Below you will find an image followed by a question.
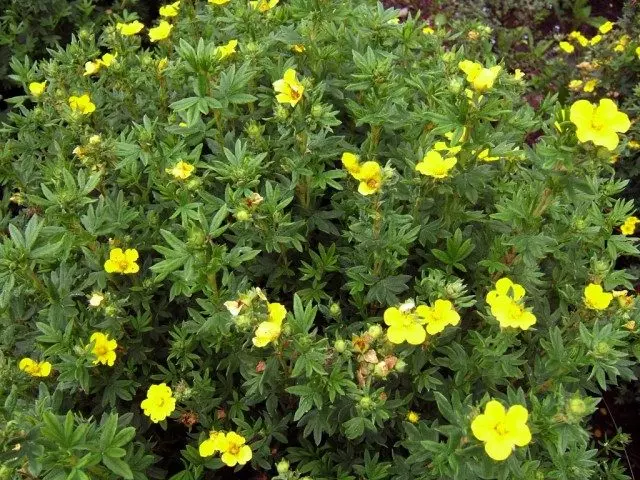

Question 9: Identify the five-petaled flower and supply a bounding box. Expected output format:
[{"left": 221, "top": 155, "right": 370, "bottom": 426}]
[
  {"left": 149, "top": 20, "right": 173, "bottom": 42},
  {"left": 621, "top": 216, "right": 640, "bottom": 236},
  {"left": 166, "top": 160, "right": 195, "bottom": 179},
  {"left": 354, "top": 161, "right": 382, "bottom": 196},
  {"left": 199, "top": 431, "right": 227, "bottom": 457},
  {"left": 415, "top": 150, "right": 457, "bottom": 179},
  {"left": 570, "top": 99, "right": 630, "bottom": 151},
  {"left": 89, "top": 332, "right": 117, "bottom": 366},
  {"left": 273, "top": 68, "right": 304, "bottom": 107},
  {"left": 253, "top": 302, "right": 287, "bottom": 347},
  {"left": 471, "top": 399, "right": 532, "bottom": 461},
  {"left": 104, "top": 248, "right": 140, "bottom": 274},
  {"left": 29, "top": 81, "right": 46, "bottom": 97},
  {"left": 219, "top": 432, "right": 253, "bottom": 467},
  {"left": 116, "top": 21, "right": 144, "bottom": 36},
  {"left": 216, "top": 39, "right": 238, "bottom": 59},
  {"left": 384, "top": 301, "right": 427, "bottom": 345},
  {"left": 420, "top": 299, "right": 461, "bottom": 335},
  {"left": 459, "top": 60, "right": 501, "bottom": 92},
  {"left": 19, "top": 358, "right": 52, "bottom": 377},
  {"left": 68, "top": 94, "right": 96, "bottom": 115},
  {"left": 584, "top": 283, "right": 613, "bottom": 310},
  {"left": 141, "top": 383, "right": 176, "bottom": 423},
  {"left": 159, "top": 1, "right": 180, "bottom": 17},
  {"left": 486, "top": 278, "right": 536, "bottom": 330}
]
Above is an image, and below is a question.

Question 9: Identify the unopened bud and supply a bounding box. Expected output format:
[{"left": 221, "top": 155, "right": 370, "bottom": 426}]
[
  {"left": 276, "top": 459, "right": 290, "bottom": 474},
  {"left": 367, "top": 324, "right": 383, "bottom": 339}
]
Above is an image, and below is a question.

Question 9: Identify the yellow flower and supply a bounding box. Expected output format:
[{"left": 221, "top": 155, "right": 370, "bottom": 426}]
[
  {"left": 341, "top": 152, "right": 361, "bottom": 177},
  {"left": 478, "top": 149, "right": 499, "bottom": 162},
  {"left": 568, "top": 79, "right": 583, "bottom": 90},
  {"left": 567, "top": 32, "right": 589, "bottom": 47},
  {"left": 569, "top": 99, "right": 630, "bottom": 151},
  {"left": 159, "top": 1, "right": 180, "bottom": 17},
  {"left": 215, "top": 39, "right": 238, "bottom": 59},
  {"left": 583, "top": 283, "right": 613, "bottom": 310},
  {"left": 209, "top": 0, "right": 230, "bottom": 3},
  {"left": 383, "top": 304, "right": 427, "bottom": 345},
  {"left": 559, "top": 41, "right": 575, "bottom": 53},
  {"left": 444, "top": 127, "right": 468, "bottom": 143},
  {"left": 252, "top": 302, "right": 287, "bottom": 347},
  {"left": 104, "top": 247, "right": 140, "bottom": 274},
  {"left": 89, "top": 134, "right": 101, "bottom": 144},
  {"left": 89, "top": 292, "right": 104, "bottom": 307},
  {"left": 613, "top": 35, "right": 629, "bottom": 53},
  {"left": 249, "top": 0, "right": 279, "bottom": 11},
  {"left": 513, "top": 69, "right": 524, "bottom": 80},
  {"left": 422, "top": 26, "right": 434, "bottom": 35},
  {"left": 273, "top": 68, "right": 304, "bottom": 107},
  {"left": 629, "top": 140, "right": 640, "bottom": 149},
  {"left": 83, "top": 61, "right": 101, "bottom": 76},
  {"left": 434, "top": 141, "right": 461, "bottom": 155},
  {"left": 219, "top": 432, "right": 253, "bottom": 467},
  {"left": 89, "top": 332, "right": 117, "bottom": 366},
  {"left": 353, "top": 161, "right": 382, "bottom": 196},
  {"left": 486, "top": 278, "right": 536, "bottom": 330},
  {"left": 583, "top": 79, "right": 598, "bottom": 93},
  {"left": 599, "top": 21, "right": 614, "bottom": 34},
  {"left": 471, "top": 400, "right": 531, "bottom": 461},
  {"left": 199, "top": 431, "right": 227, "bottom": 457},
  {"left": 18, "top": 358, "right": 52, "bottom": 377},
  {"left": 415, "top": 150, "right": 457, "bottom": 179},
  {"left": 624, "top": 320, "right": 636, "bottom": 330},
  {"left": 636, "top": 46, "right": 640, "bottom": 59},
  {"left": 291, "top": 44, "right": 306, "bottom": 53},
  {"left": 141, "top": 383, "right": 176, "bottom": 423},
  {"left": 621, "top": 216, "right": 640, "bottom": 236},
  {"left": 589, "top": 35, "right": 602, "bottom": 46},
  {"left": 458, "top": 60, "right": 501, "bottom": 92},
  {"left": 406, "top": 411, "right": 420, "bottom": 423},
  {"left": 166, "top": 160, "right": 195, "bottom": 179},
  {"left": 149, "top": 20, "right": 173, "bottom": 42},
  {"left": 116, "top": 20, "right": 144, "bottom": 36},
  {"left": 418, "top": 299, "right": 460, "bottom": 335},
  {"left": 100, "top": 52, "right": 117, "bottom": 67},
  {"left": 158, "top": 57, "right": 169, "bottom": 71},
  {"left": 613, "top": 290, "right": 634, "bottom": 309},
  {"left": 28, "top": 81, "right": 46, "bottom": 97},
  {"left": 68, "top": 94, "right": 96, "bottom": 115}
]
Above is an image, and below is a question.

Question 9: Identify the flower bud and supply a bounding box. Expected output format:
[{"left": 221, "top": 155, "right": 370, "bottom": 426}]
[
  {"left": 275, "top": 105, "right": 289, "bottom": 120},
  {"left": 329, "top": 302, "right": 341, "bottom": 318},
  {"left": 568, "top": 398, "right": 586, "bottom": 416},
  {"left": 394, "top": 359, "right": 407, "bottom": 372},
  {"left": 334, "top": 339, "right": 347, "bottom": 353},
  {"left": 367, "top": 324, "right": 383, "bottom": 339},
  {"left": 373, "top": 361, "right": 389, "bottom": 378},
  {"left": 594, "top": 341, "right": 610, "bottom": 356},
  {"left": 235, "top": 210, "right": 251, "bottom": 221},
  {"left": 448, "top": 78, "right": 463, "bottom": 94},
  {"left": 311, "top": 104, "right": 323, "bottom": 118},
  {"left": 359, "top": 396, "right": 373, "bottom": 409},
  {"left": 276, "top": 459, "right": 290, "bottom": 474}
]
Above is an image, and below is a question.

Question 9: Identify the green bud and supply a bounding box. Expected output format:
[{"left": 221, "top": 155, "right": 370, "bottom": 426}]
[
  {"left": 568, "top": 398, "right": 586, "bottom": 416},
  {"left": 311, "top": 104, "right": 323, "bottom": 118},
  {"left": 186, "top": 178, "right": 202, "bottom": 191},
  {"left": 334, "top": 339, "right": 347, "bottom": 353},
  {"left": 187, "top": 229, "right": 206, "bottom": 247},
  {"left": 394, "top": 359, "right": 407, "bottom": 372},
  {"left": 359, "top": 396, "right": 373, "bottom": 409},
  {"left": 444, "top": 280, "right": 465, "bottom": 297},
  {"left": 448, "top": 78, "right": 463, "bottom": 94},
  {"left": 275, "top": 105, "right": 289, "bottom": 120},
  {"left": 593, "top": 260, "right": 609, "bottom": 276},
  {"left": 276, "top": 459, "right": 290, "bottom": 474},
  {"left": 0, "top": 466, "right": 12, "bottom": 480},
  {"left": 594, "top": 341, "right": 610, "bottom": 356},
  {"left": 104, "top": 305, "right": 118, "bottom": 317},
  {"left": 367, "top": 324, "right": 383, "bottom": 339},
  {"left": 235, "top": 210, "right": 251, "bottom": 221},
  {"left": 574, "top": 219, "right": 586, "bottom": 231},
  {"left": 246, "top": 121, "right": 263, "bottom": 139},
  {"left": 329, "top": 302, "right": 341, "bottom": 318}
]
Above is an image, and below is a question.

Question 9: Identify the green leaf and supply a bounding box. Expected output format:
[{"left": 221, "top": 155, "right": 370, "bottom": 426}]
[{"left": 102, "top": 455, "right": 134, "bottom": 480}]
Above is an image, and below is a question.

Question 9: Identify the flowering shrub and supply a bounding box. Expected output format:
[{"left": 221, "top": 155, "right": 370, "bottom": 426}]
[{"left": 1, "top": 0, "right": 639, "bottom": 479}]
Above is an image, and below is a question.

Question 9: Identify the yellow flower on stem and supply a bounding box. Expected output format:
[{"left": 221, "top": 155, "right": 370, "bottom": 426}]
[
  {"left": 199, "top": 431, "right": 227, "bottom": 457},
  {"left": 589, "top": 35, "right": 602, "bottom": 46},
  {"left": 215, "top": 39, "right": 238, "bottom": 59},
  {"left": 141, "top": 383, "right": 176, "bottom": 423},
  {"left": 583, "top": 283, "right": 613, "bottom": 310},
  {"left": 406, "top": 411, "right": 420, "bottom": 423},
  {"left": 104, "top": 248, "right": 140, "bottom": 274},
  {"left": 159, "top": 1, "right": 180, "bottom": 17},
  {"left": 29, "top": 81, "right": 46, "bottom": 97},
  {"left": 383, "top": 303, "right": 427, "bottom": 345},
  {"left": 19, "top": 358, "right": 52, "bottom": 377},
  {"left": 583, "top": 79, "right": 598, "bottom": 93},
  {"left": 559, "top": 41, "right": 575, "bottom": 53},
  {"left": 569, "top": 99, "right": 630, "bottom": 151},
  {"left": 422, "top": 26, "right": 434, "bottom": 35},
  {"left": 458, "top": 60, "right": 501, "bottom": 92},
  {"left": 418, "top": 299, "right": 460, "bottom": 335},
  {"left": 68, "top": 94, "right": 96, "bottom": 115},
  {"left": 219, "top": 432, "right": 253, "bottom": 466},
  {"left": 273, "top": 68, "right": 304, "bottom": 107},
  {"left": 568, "top": 79, "right": 583, "bottom": 90},
  {"left": 116, "top": 20, "right": 144, "bottom": 36},
  {"left": 613, "top": 35, "right": 629, "bottom": 53},
  {"left": 513, "top": 69, "right": 524, "bottom": 81},
  {"left": 353, "top": 161, "right": 382, "bottom": 196},
  {"left": 252, "top": 302, "right": 287, "bottom": 347},
  {"left": 89, "top": 332, "right": 117, "bottom": 366},
  {"left": 100, "top": 52, "right": 117, "bottom": 67},
  {"left": 599, "top": 21, "right": 614, "bottom": 34},
  {"left": 621, "top": 216, "right": 640, "bottom": 236},
  {"left": 291, "top": 44, "right": 306, "bottom": 53},
  {"left": 486, "top": 278, "right": 536, "bottom": 330},
  {"left": 471, "top": 400, "right": 531, "bottom": 461},
  {"left": 249, "top": 0, "right": 279, "bottom": 12},
  {"left": 341, "top": 152, "right": 361, "bottom": 177},
  {"left": 149, "top": 20, "right": 173, "bottom": 42},
  {"left": 83, "top": 61, "right": 101, "bottom": 76},
  {"left": 166, "top": 160, "right": 195, "bottom": 179},
  {"left": 415, "top": 150, "right": 457, "bottom": 179}
]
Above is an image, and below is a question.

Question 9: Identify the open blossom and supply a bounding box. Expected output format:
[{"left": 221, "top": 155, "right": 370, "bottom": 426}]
[
  {"left": 354, "top": 161, "right": 382, "bottom": 195},
  {"left": 149, "top": 20, "right": 173, "bottom": 42},
  {"left": 415, "top": 150, "right": 457, "bottom": 179},
  {"left": 471, "top": 400, "right": 531, "bottom": 461},
  {"left": 341, "top": 152, "right": 361, "bottom": 177},
  {"left": 250, "top": 0, "right": 279, "bottom": 11},
  {"left": 29, "top": 81, "right": 46, "bottom": 97},
  {"left": 215, "top": 39, "right": 238, "bottom": 59},
  {"left": 116, "top": 20, "right": 144, "bottom": 36},
  {"left": 89, "top": 332, "right": 117, "bottom": 366},
  {"left": 199, "top": 431, "right": 227, "bottom": 457},
  {"left": 104, "top": 247, "right": 140, "bottom": 274},
  {"left": 383, "top": 302, "right": 427, "bottom": 345},
  {"left": 458, "top": 60, "right": 501, "bottom": 92},
  {"left": 159, "top": 1, "right": 180, "bottom": 17},
  {"left": 252, "top": 302, "right": 287, "bottom": 347},
  {"left": 19, "top": 358, "right": 52, "bottom": 377},
  {"left": 621, "top": 216, "right": 640, "bottom": 236},
  {"left": 570, "top": 99, "right": 630, "bottom": 151},
  {"left": 166, "top": 160, "right": 195, "bottom": 179},
  {"left": 141, "top": 383, "right": 176, "bottom": 423},
  {"left": 89, "top": 292, "right": 105, "bottom": 307},
  {"left": 273, "top": 68, "right": 304, "bottom": 107},
  {"left": 486, "top": 278, "right": 536, "bottom": 330},
  {"left": 599, "top": 21, "right": 614, "bottom": 34},
  {"left": 219, "top": 432, "right": 252, "bottom": 466},
  {"left": 406, "top": 411, "right": 420, "bottom": 423},
  {"left": 583, "top": 79, "right": 598, "bottom": 93},
  {"left": 68, "top": 94, "right": 96, "bottom": 115},
  {"left": 418, "top": 299, "right": 460, "bottom": 335},
  {"left": 559, "top": 41, "right": 575, "bottom": 53},
  {"left": 208, "top": 0, "right": 230, "bottom": 4},
  {"left": 583, "top": 283, "right": 613, "bottom": 310}
]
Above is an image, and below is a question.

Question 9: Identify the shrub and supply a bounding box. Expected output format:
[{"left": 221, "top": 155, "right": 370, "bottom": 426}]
[{"left": 1, "top": 0, "right": 638, "bottom": 479}]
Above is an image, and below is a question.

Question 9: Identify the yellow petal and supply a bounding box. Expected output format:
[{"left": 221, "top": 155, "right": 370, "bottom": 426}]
[{"left": 484, "top": 438, "right": 513, "bottom": 461}]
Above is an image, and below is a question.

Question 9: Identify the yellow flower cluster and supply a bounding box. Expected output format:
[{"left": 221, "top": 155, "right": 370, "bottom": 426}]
[
  {"left": 621, "top": 216, "right": 640, "bottom": 236},
  {"left": 19, "top": 358, "right": 52, "bottom": 377},
  {"left": 104, "top": 248, "right": 140, "bottom": 274},
  {"left": 458, "top": 60, "right": 501, "bottom": 93},
  {"left": 89, "top": 332, "right": 117, "bottom": 366},
  {"left": 341, "top": 153, "right": 383, "bottom": 196},
  {"left": 560, "top": 24, "right": 613, "bottom": 54},
  {"left": 252, "top": 302, "right": 287, "bottom": 347},
  {"left": 471, "top": 400, "right": 531, "bottom": 461},
  {"left": 141, "top": 383, "right": 176, "bottom": 423},
  {"left": 486, "top": 278, "right": 536, "bottom": 330},
  {"left": 273, "top": 68, "right": 304, "bottom": 107},
  {"left": 583, "top": 283, "right": 613, "bottom": 310},
  {"left": 383, "top": 299, "right": 460, "bottom": 345},
  {"left": 569, "top": 99, "right": 630, "bottom": 151},
  {"left": 199, "top": 431, "right": 252, "bottom": 467},
  {"left": 84, "top": 52, "right": 117, "bottom": 76}
]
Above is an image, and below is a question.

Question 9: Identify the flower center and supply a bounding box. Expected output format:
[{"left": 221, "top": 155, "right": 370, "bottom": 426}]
[
  {"left": 95, "top": 344, "right": 108, "bottom": 356},
  {"left": 508, "top": 302, "right": 524, "bottom": 319},
  {"left": 495, "top": 421, "right": 508, "bottom": 436},
  {"left": 118, "top": 260, "right": 130, "bottom": 271},
  {"left": 290, "top": 87, "right": 301, "bottom": 100},
  {"left": 591, "top": 116, "right": 605, "bottom": 130},
  {"left": 367, "top": 178, "right": 379, "bottom": 188},
  {"left": 228, "top": 443, "right": 240, "bottom": 455}
]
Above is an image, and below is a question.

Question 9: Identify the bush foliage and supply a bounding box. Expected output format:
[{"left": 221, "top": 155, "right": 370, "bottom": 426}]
[{"left": 1, "top": 0, "right": 639, "bottom": 479}]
